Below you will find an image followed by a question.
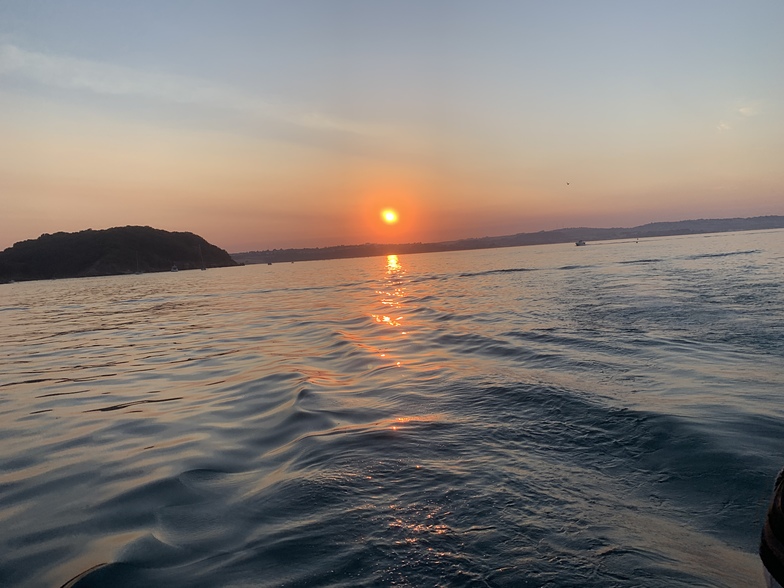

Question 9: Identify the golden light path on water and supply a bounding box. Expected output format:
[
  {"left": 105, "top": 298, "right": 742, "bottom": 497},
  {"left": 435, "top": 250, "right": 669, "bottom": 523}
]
[
  {"left": 372, "top": 254, "right": 406, "bottom": 330},
  {"left": 368, "top": 253, "right": 452, "bottom": 547}
]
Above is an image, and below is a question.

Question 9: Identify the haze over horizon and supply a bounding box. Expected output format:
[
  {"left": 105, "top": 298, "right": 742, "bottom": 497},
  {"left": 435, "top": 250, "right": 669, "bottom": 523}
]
[{"left": 2, "top": 1, "right": 782, "bottom": 253}]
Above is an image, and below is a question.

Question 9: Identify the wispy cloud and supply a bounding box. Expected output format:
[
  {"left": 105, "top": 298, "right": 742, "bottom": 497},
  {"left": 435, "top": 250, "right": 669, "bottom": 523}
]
[
  {"left": 716, "top": 101, "right": 762, "bottom": 132},
  {"left": 738, "top": 103, "right": 760, "bottom": 117},
  {"left": 0, "top": 43, "right": 385, "bottom": 139}
]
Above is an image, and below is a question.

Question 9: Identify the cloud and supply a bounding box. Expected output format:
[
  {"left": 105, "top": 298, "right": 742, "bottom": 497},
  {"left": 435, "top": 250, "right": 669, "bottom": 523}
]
[
  {"left": 715, "top": 101, "right": 762, "bottom": 132},
  {"left": 0, "top": 44, "right": 257, "bottom": 108},
  {"left": 0, "top": 43, "right": 385, "bottom": 139},
  {"left": 738, "top": 104, "right": 760, "bottom": 117}
]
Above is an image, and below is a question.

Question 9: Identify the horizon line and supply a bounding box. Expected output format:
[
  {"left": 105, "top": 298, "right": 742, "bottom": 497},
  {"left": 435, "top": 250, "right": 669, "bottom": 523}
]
[{"left": 230, "top": 213, "right": 784, "bottom": 255}]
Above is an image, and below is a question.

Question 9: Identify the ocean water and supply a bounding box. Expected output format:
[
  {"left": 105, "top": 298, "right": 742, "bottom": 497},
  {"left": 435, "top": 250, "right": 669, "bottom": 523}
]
[{"left": 1, "top": 230, "right": 783, "bottom": 588}]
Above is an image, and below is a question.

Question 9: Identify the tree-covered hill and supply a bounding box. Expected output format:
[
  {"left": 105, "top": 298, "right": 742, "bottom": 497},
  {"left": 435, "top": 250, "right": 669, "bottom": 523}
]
[{"left": 0, "top": 226, "right": 238, "bottom": 282}]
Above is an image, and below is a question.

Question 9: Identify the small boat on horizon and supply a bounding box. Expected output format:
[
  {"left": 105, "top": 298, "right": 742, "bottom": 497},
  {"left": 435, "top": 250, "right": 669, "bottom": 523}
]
[
  {"left": 575, "top": 240, "right": 586, "bottom": 246},
  {"left": 171, "top": 265, "right": 179, "bottom": 272}
]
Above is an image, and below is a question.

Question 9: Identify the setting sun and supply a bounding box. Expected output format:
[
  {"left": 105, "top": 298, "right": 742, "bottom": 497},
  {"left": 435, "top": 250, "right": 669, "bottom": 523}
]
[{"left": 381, "top": 209, "right": 399, "bottom": 224}]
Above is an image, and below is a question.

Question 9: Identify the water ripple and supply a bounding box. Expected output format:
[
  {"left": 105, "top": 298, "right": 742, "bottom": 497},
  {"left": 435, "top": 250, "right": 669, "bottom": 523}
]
[{"left": 1, "top": 231, "right": 781, "bottom": 587}]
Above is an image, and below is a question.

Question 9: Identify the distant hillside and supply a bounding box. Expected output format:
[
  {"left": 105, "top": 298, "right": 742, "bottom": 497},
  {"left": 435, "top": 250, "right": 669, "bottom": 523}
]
[
  {"left": 233, "top": 215, "right": 784, "bottom": 265},
  {"left": 0, "top": 226, "right": 238, "bottom": 283}
]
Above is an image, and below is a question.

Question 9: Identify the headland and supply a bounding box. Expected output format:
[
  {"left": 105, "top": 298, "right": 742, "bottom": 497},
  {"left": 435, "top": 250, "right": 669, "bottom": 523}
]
[{"left": 0, "top": 226, "right": 238, "bottom": 283}]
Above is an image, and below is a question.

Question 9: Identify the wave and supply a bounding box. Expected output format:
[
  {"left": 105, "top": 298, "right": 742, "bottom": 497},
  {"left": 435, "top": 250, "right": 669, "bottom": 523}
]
[
  {"left": 618, "top": 258, "right": 663, "bottom": 264},
  {"left": 686, "top": 249, "right": 760, "bottom": 260},
  {"left": 56, "top": 376, "right": 774, "bottom": 587},
  {"left": 457, "top": 267, "right": 535, "bottom": 278}
]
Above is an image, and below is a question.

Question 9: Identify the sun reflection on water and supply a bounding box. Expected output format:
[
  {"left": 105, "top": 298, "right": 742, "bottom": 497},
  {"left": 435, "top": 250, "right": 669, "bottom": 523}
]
[
  {"left": 371, "top": 255, "right": 407, "bottom": 329},
  {"left": 368, "top": 255, "right": 438, "bottom": 434}
]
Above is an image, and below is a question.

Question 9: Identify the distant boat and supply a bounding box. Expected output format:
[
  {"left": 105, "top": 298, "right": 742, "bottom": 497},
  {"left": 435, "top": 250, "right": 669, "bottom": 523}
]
[
  {"left": 171, "top": 265, "right": 178, "bottom": 272},
  {"left": 575, "top": 240, "right": 586, "bottom": 246}
]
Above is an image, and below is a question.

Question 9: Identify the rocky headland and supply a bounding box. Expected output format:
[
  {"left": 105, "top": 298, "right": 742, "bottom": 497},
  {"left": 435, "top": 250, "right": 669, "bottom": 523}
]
[{"left": 0, "top": 226, "right": 238, "bottom": 283}]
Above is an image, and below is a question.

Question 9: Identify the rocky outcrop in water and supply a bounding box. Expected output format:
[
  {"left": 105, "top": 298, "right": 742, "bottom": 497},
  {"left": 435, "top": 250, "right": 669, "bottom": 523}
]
[{"left": 0, "top": 226, "right": 238, "bottom": 282}]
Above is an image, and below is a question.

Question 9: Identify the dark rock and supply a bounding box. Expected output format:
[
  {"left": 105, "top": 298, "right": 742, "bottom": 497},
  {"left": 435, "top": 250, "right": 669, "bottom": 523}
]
[{"left": 0, "top": 226, "right": 237, "bottom": 282}]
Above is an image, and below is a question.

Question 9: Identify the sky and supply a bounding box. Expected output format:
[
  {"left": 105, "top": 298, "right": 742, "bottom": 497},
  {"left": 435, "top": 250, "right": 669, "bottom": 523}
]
[{"left": 1, "top": 1, "right": 782, "bottom": 252}]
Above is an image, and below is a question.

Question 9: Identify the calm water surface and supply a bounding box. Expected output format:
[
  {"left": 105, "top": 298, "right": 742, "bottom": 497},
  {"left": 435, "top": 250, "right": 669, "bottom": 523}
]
[{"left": 1, "top": 230, "right": 783, "bottom": 587}]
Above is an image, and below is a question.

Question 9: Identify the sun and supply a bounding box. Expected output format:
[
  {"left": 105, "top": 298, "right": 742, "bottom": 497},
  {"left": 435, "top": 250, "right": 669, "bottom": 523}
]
[{"left": 381, "top": 209, "right": 399, "bottom": 225}]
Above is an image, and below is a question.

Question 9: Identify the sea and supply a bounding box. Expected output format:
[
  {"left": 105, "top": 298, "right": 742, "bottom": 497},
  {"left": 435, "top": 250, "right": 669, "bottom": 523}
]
[{"left": 1, "top": 229, "right": 783, "bottom": 588}]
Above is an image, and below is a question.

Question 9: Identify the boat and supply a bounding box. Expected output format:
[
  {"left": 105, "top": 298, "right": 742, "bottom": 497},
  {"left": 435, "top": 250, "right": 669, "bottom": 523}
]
[
  {"left": 171, "top": 265, "right": 178, "bottom": 272},
  {"left": 575, "top": 240, "right": 586, "bottom": 246}
]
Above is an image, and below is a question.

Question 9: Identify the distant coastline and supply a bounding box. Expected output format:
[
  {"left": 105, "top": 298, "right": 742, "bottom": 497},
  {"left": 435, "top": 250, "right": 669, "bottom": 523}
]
[
  {"left": 232, "top": 215, "right": 784, "bottom": 265},
  {"left": 3, "top": 217, "right": 781, "bottom": 283}
]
